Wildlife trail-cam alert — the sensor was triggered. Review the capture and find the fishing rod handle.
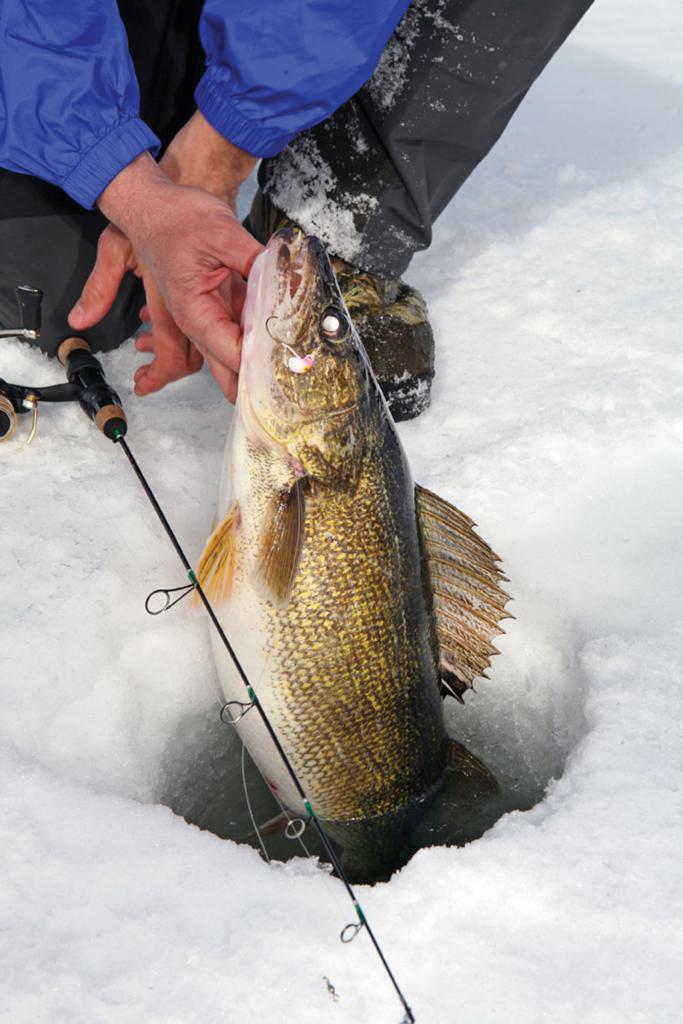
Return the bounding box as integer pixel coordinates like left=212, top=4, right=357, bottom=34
left=57, top=336, right=127, bottom=440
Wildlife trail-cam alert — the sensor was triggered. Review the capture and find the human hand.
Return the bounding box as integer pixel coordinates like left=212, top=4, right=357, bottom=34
left=70, top=223, right=205, bottom=396
left=150, top=113, right=258, bottom=397
left=69, top=142, right=261, bottom=400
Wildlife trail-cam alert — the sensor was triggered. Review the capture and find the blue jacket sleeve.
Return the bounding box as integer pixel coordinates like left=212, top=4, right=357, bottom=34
left=195, top=0, right=411, bottom=157
left=0, top=1, right=159, bottom=208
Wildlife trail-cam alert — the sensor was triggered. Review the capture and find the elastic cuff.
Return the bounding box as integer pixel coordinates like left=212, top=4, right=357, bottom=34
left=61, top=118, right=161, bottom=209
left=195, top=71, right=296, bottom=158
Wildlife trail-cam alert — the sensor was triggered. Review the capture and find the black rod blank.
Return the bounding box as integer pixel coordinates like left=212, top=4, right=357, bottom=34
left=112, top=431, right=415, bottom=1024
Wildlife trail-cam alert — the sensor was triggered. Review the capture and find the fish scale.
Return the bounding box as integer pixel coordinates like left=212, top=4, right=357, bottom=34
left=260, top=435, right=445, bottom=821
left=198, top=228, right=509, bottom=877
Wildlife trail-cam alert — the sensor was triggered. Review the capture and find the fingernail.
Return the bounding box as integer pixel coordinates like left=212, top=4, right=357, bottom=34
left=69, top=300, right=83, bottom=321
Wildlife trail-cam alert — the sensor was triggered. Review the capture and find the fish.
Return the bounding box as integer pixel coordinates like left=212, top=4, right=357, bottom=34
left=196, top=228, right=510, bottom=880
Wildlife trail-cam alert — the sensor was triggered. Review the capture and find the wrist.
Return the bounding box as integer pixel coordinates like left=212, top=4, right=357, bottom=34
left=160, top=112, right=257, bottom=208
left=97, top=151, right=170, bottom=234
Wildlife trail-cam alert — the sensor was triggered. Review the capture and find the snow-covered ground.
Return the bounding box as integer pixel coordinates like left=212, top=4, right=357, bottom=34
left=2, top=2, right=682, bottom=1021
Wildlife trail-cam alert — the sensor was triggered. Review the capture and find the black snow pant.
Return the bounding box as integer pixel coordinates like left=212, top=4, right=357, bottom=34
left=260, top=0, right=594, bottom=276
left=0, top=0, right=593, bottom=356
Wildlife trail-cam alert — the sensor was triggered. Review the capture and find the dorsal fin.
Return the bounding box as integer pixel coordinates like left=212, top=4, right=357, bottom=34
left=195, top=502, right=241, bottom=604
left=257, top=478, right=306, bottom=606
left=416, top=484, right=511, bottom=699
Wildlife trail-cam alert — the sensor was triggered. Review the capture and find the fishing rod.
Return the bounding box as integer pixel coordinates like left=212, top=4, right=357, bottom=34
left=1, top=285, right=416, bottom=1024
left=0, top=285, right=126, bottom=444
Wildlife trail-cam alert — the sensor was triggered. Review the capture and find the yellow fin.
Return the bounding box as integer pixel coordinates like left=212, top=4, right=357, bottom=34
left=257, top=478, right=306, bottom=606
left=195, top=503, right=240, bottom=605
left=416, top=484, right=511, bottom=698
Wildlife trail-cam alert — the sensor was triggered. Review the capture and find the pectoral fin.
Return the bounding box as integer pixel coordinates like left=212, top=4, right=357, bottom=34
left=195, top=503, right=240, bottom=604
left=257, top=478, right=306, bottom=606
left=416, top=484, right=511, bottom=699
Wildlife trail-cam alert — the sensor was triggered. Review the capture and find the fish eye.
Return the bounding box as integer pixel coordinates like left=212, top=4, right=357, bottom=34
left=320, top=307, right=347, bottom=340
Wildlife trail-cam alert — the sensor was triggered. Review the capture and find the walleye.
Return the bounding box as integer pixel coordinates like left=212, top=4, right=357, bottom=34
left=197, top=229, right=509, bottom=879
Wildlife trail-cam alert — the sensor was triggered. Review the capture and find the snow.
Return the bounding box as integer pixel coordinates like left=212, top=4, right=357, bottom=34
left=263, top=134, right=378, bottom=264
left=1, top=2, right=682, bottom=1021
left=366, top=0, right=424, bottom=112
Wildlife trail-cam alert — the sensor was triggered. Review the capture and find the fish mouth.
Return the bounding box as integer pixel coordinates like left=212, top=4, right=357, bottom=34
left=267, top=228, right=338, bottom=346
left=273, top=227, right=337, bottom=306
left=240, top=228, right=362, bottom=429
left=241, top=228, right=329, bottom=379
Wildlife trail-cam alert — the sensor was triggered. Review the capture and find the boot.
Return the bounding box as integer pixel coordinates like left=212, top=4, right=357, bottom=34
left=245, top=191, right=434, bottom=422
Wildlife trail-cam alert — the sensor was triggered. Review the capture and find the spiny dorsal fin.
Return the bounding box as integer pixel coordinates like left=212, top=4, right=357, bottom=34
left=416, top=484, right=510, bottom=698
left=195, top=503, right=240, bottom=604
left=257, top=478, right=306, bottom=606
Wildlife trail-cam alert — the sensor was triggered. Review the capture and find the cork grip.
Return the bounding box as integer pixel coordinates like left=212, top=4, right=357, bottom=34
left=95, top=405, right=127, bottom=436
left=58, top=336, right=92, bottom=365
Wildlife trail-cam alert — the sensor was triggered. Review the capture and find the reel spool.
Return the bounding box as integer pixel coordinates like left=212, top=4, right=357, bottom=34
left=0, top=394, right=17, bottom=442
left=0, top=285, right=127, bottom=444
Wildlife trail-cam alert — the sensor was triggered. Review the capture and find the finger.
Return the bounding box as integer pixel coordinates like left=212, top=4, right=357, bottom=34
left=135, top=277, right=206, bottom=396
left=135, top=344, right=204, bottom=395
left=139, top=304, right=150, bottom=322
left=205, top=352, right=238, bottom=403
left=69, top=226, right=132, bottom=329
left=230, top=274, right=248, bottom=321
left=135, top=334, right=155, bottom=353
left=213, top=217, right=263, bottom=281
left=134, top=280, right=192, bottom=395
left=187, top=343, right=204, bottom=374
left=217, top=271, right=247, bottom=323
left=134, top=338, right=201, bottom=395
left=175, top=289, right=243, bottom=376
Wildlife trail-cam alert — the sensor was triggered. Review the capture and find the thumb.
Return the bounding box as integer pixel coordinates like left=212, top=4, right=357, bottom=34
left=215, top=218, right=263, bottom=281
left=69, top=226, right=132, bottom=329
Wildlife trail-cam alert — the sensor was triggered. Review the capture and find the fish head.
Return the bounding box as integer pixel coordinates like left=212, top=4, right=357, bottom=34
left=239, top=228, right=376, bottom=488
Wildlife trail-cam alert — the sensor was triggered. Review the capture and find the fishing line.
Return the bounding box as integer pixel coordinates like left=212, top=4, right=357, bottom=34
left=112, top=430, right=416, bottom=1024
left=0, top=286, right=415, bottom=1021
left=241, top=741, right=271, bottom=863
left=264, top=771, right=315, bottom=861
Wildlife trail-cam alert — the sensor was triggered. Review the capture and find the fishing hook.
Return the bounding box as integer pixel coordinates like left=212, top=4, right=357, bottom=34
left=265, top=315, right=281, bottom=342
left=266, top=314, right=315, bottom=374
left=323, top=977, right=340, bottom=1002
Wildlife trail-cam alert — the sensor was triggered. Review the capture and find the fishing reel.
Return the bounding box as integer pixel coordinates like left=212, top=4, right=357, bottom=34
left=0, top=285, right=127, bottom=444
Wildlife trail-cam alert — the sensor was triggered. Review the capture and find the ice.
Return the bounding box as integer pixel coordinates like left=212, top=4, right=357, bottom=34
left=1, top=2, right=682, bottom=1021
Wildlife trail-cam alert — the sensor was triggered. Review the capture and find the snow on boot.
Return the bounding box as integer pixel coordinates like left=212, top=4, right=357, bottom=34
left=244, top=191, right=434, bottom=422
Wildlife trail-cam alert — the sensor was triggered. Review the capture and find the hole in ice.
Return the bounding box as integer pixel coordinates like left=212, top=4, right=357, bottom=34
left=156, top=610, right=588, bottom=882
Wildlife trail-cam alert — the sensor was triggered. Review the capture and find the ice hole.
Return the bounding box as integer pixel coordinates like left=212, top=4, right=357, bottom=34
left=156, top=606, right=589, bottom=879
